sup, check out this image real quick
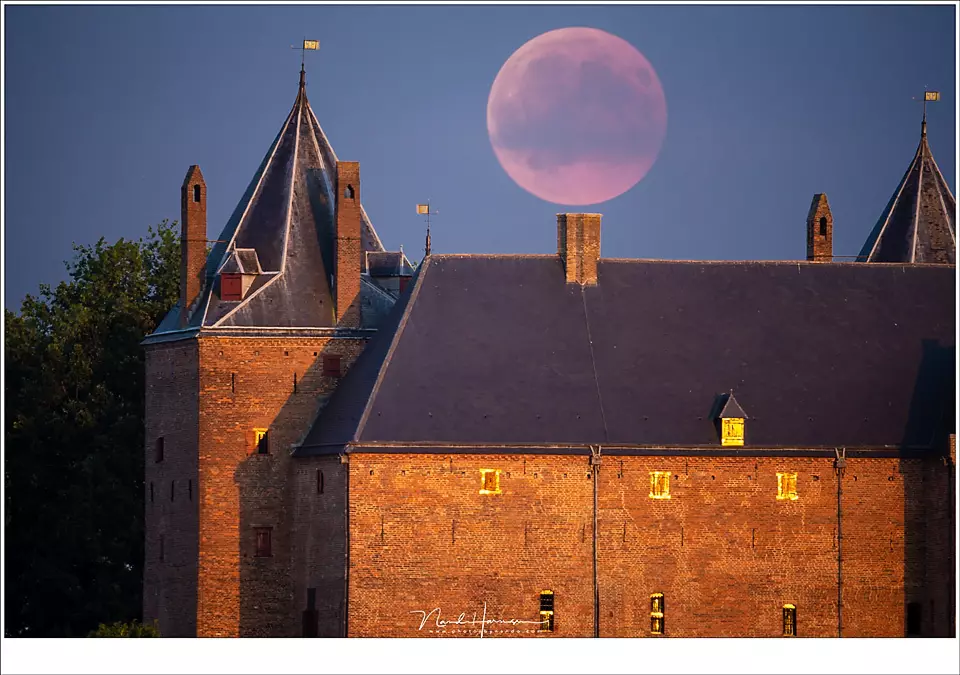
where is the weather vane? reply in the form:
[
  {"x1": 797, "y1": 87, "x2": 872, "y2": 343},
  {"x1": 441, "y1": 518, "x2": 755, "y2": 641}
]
[
  {"x1": 912, "y1": 87, "x2": 940, "y2": 131},
  {"x1": 290, "y1": 38, "x2": 319, "y2": 73},
  {"x1": 416, "y1": 201, "x2": 437, "y2": 257}
]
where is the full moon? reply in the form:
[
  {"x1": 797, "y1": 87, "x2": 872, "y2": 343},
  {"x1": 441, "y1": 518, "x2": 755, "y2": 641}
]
[{"x1": 487, "y1": 27, "x2": 667, "y2": 206}]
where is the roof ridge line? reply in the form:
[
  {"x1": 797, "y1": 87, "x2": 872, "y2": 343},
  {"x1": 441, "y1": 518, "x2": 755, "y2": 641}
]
[
  {"x1": 277, "y1": 93, "x2": 305, "y2": 275},
  {"x1": 910, "y1": 147, "x2": 924, "y2": 262},
  {"x1": 353, "y1": 257, "x2": 433, "y2": 442}
]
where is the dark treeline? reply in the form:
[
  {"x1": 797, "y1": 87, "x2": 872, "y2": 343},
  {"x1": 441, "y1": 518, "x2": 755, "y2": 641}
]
[{"x1": 4, "y1": 221, "x2": 179, "y2": 636}]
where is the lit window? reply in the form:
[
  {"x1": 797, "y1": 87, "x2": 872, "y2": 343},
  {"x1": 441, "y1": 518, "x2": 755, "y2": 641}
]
[
  {"x1": 479, "y1": 469, "x2": 501, "y2": 495},
  {"x1": 538, "y1": 591, "x2": 554, "y2": 632},
  {"x1": 783, "y1": 604, "x2": 796, "y2": 636},
  {"x1": 254, "y1": 428, "x2": 269, "y2": 455},
  {"x1": 255, "y1": 527, "x2": 272, "y2": 557},
  {"x1": 649, "y1": 472, "x2": 671, "y2": 499},
  {"x1": 721, "y1": 417, "x2": 744, "y2": 446},
  {"x1": 777, "y1": 472, "x2": 798, "y2": 500},
  {"x1": 651, "y1": 593, "x2": 664, "y2": 634}
]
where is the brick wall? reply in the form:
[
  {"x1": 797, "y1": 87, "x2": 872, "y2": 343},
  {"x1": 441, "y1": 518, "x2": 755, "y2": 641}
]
[
  {"x1": 346, "y1": 454, "x2": 595, "y2": 637},
  {"x1": 194, "y1": 335, "x2": 366, "y2": 637},
  {"x1": 600, "y1": 456, "x2": 839, "y2": 637},
  {"x1": 291, "y1": 456, "x2": 348, "y2": 637},
  {"x1": 343, "y1": 451, "x2": 953, "y2": 638},
  {"x1": 144, "y1": 340, "x2": 199, "y2": 637}
]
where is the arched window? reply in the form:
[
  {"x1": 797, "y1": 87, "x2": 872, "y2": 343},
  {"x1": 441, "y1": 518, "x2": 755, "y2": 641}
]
[
  {"x1": 344, "y1": 185, "x2": 355, "y2": 199},
  {"x1": 819, "y1": 216, "x2": 827, "y2": 237},
  {"x1": 193, "y1": 184, "x2": 201, "y2": 203}
]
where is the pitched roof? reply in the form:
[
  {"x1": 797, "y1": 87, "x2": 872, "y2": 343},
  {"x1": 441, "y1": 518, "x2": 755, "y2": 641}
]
[
  {"x1": 858, "y1": 120, "x2": 956, "y2": 264},
  {"x1": 718, "y1": 393, "x2": 748, "y2": 420},
  {"x1": 366, "y1": 251, "x2": 415, "y2": 277},
  {"x1": 178, "y1": 69, "x2": 386, "y2": 330},
  {"x1": 298, "y1": 256, "x2": 955, "y2": 454}
]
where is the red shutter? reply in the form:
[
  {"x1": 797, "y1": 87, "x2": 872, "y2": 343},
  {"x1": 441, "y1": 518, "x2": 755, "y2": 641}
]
[{"x1": 221, "y1": 273, "x2": 243, "y2": 301}]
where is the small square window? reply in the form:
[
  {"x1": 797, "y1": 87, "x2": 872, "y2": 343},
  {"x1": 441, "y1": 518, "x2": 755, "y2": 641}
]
[
  {"x1": 155, "y1": 437, "x2": 164, "y2": 463},
  {"x1": 538, "y1": 591, "x2": 554, "y2": 632},
  {"x1": 783, "y1": 604, "x2": 796, "y2": 636},
  {"x1": 650, "y1": 593, "x2": 664, "y2": 634},
  {"x1": 479, "y1": 469, "x2": 501, "y2": 495},
  {"x1": 221, "y1": 273, "x2": 243, "y2": 301},
  {"x1": 255, "y1": 527, "x2": 272, "y2": 557},
  {"x1": 254, "y1": 428, "x2": 269, "y2": 455},
  {"x1": 322, "y1": 354, "x2": 342, "y2": 377},
  {"x1": 777, "y1": 472, "x2": 798, "y2": 500},
  {"x1": 649, "y1": 471, "x2": 671, "y2": 499}
]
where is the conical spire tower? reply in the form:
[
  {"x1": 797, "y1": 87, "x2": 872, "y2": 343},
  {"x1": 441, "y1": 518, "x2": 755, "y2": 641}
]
[{"x1": 858, "y1": 116, "x2": 956, "y2": 264}]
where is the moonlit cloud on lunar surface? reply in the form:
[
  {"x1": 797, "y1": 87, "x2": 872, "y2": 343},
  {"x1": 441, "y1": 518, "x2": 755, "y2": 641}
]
[{"x1": 487, "y1": 27, "x2": 668, "y2": 206}]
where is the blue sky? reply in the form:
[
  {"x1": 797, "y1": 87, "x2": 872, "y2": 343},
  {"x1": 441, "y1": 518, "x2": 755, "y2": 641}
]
[{"x1": 3, "y1": 4, "x2": 956, "y2": 308}]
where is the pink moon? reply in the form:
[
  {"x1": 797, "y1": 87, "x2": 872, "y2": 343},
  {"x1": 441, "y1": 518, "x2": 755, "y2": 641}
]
[{"x1": 487, "y1": 27, "x2": 668, "y2": 206}]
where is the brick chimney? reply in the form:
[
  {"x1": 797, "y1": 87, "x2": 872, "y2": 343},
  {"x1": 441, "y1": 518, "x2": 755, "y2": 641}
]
[
  {"x1": 180, "y1": 165, "x2": 207, "y2": 327},
  {"x1": 557, "y1": 213, "x2": 601, "y2": 285},
  {"x1": 335, "y1": 161, "x2": 362, "y2": 327},
  {"x1": 806, "y1": 194, "x2": 833, "y2": 262}
]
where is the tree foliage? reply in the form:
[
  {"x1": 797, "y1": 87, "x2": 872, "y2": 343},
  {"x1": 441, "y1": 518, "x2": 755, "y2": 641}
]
[
  {"x1": 4, "y1": 221, "x2": 180, "y2": 637},
  {"x1": 88, "y1": 619, "x2": 160, "y2": 637}
]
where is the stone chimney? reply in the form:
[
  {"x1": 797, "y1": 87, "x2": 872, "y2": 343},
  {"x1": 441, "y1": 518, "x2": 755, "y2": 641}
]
[
  {"x1": 335, "y1": 161, "x2": 362, "y2": 327},
  {"x1": 180, "y1": 165, "x2": 207, "y2": 327},
  {"x1": 806, "y1": 194, "x2": 833, "y2": 262},
  {"x1": 557, "y1": 213, "x2": 601, "y2": 285}
]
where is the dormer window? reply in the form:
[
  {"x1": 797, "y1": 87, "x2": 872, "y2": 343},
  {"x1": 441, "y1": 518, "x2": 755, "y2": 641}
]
[{"x1": 715, "y1": 392, "x2": 747, "y2": 447}]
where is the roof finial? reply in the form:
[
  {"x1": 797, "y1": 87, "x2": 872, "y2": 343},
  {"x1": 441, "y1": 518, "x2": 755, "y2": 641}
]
[
  {"x1": 416, "y1": 202, "x2": 435, "y2": 257},
  {"x1": 917, "y1": 88, "x2": 940, "y2": 139},
  {"x1": 292, "y1": 39, "x2": 319, "y2": 94}
]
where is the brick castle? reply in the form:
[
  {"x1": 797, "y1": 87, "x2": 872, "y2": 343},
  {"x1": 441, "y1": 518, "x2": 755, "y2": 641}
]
[{"x1": 143, "y1": 65, "x2": 956, "y2": 637}]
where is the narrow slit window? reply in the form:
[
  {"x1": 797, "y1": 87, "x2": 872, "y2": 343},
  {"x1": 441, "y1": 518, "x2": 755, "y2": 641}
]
[
  {"x1": 170, "y1": 480, "x2": 175, "y2": 502},
  {"x1": 231, "y1": 372, "x2": 236, "y2": 393},
  {"x1": 906, "y1": 602, "x2": 922, "y2": 636},
  {"x1": 317, "y1": 469, "x2": 324, "y2": 494},
  {"x1": 322, "y1": 355, "x2": 342, "y2": 378},
  {"x1": 651, "y1": 593, "x2": 664, "y2": 634},
  {"x1": 649, "y1": 471, "x2": 671, "y2": 499},
  {"x1": 255, "y1": 527, "x2": 272, "y2": 557},
  {"x1": 777, "y1": 472, "x2": 798, "y2": 500},
  {"x1": 538, "y1": 591, "x2": 554, "y2": 632},
  {"x1": 254, "y1": 428, "x2": 269, "y2": 455},
  {"x1": 155, "y1": 437, "x2": 164, "y2": 463},
  {"x1": 193, "y1": 184, "x2": 201, "y2": 203},
  {"x1": 150, "y1": 482, "x2": 154, "y2": 503},
  {"x1": 479, "y1": 469, "x2": 501, "y2": 495},
  {"x1": 783, "y1": 604, "x2": 797, "y2": 636},
  {"x1": 188, "y1": 479, "x2": 193, "y2": 501}
]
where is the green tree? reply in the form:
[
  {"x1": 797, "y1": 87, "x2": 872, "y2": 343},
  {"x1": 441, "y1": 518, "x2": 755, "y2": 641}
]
[
  {"x1": 4, "y1": 220, "x2": 180, "y2": 637},
  {"x1": 88, "y1": 619, "x2": 160, "y2": 637}
]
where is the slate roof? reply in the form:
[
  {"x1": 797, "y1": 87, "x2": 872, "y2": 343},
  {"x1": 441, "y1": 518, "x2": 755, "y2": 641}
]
[
  {"x1": 366, "y1": 251, "x2": 415, "y2": 277},
  {"x1": 154, "y1": 69, "x2": 388, "y2": 333},
  {"x1": 859, "y1": 120, "x2": 956, "y2": 264},
  {"x1": 297, "y1": 255, "x2": 955, "y2": 455}
]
